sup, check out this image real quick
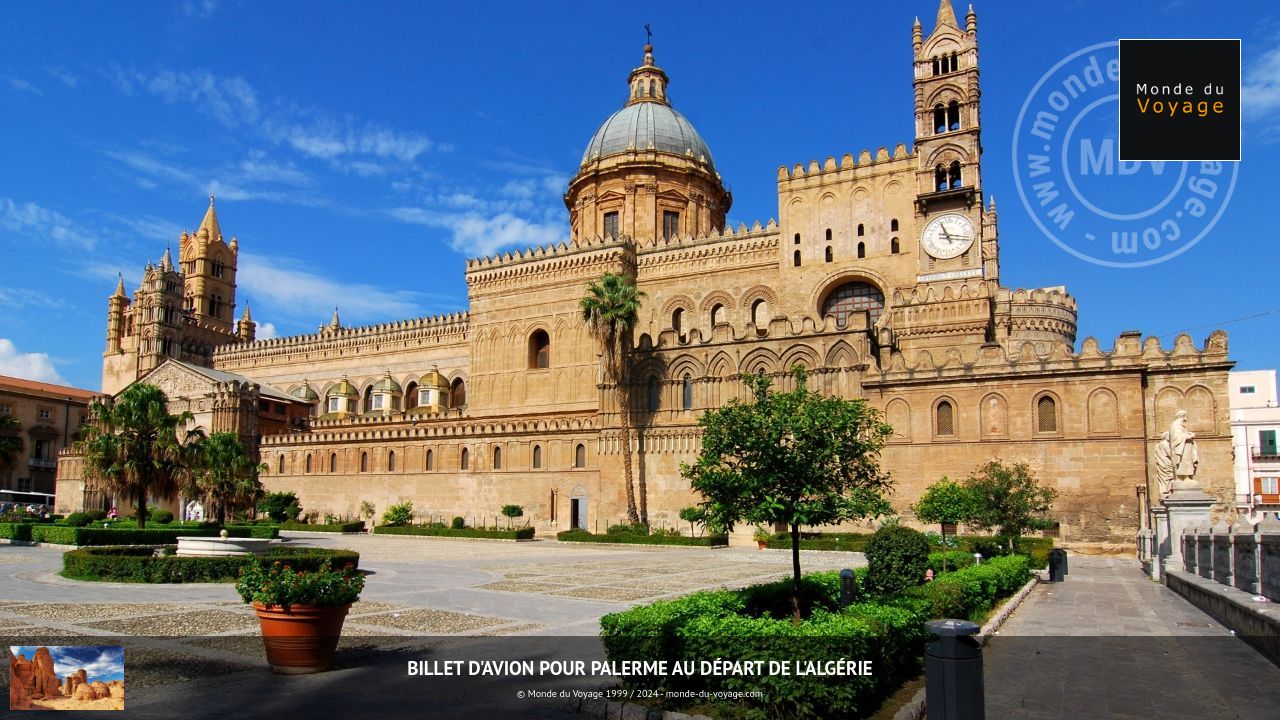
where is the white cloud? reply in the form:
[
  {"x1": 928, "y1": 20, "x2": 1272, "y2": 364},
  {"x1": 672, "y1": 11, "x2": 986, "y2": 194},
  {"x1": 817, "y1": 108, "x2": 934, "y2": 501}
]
[
  {"x1": 110, "y1": 214, "x2": 183, "y2": 244},
  {"x1": 0, "y1": 197, "x2": 94, "y2": 250},
  {"x1": 0, "y1": 338, "x2": 66, "y2": 384},
  {"x1": 255, "y1": 321, "x2": 278, "y2": 340},
  {"x1": 237, "y1": 252, "x2": 425, "y2": 325},
  {"x1": 7, "y1": 77, "x2": 43, "y2": 96},
  {"x1": 0, "y1": 287, "x2": 64, "y2": 311},
  {"x1": 182, "y1": 0, "x2": 218, "y2": 19},
  {"x1": 263, "y1": 116, "x2": 434, "y2": 164},
  {"x1": 107, "y1": 66, "x2": 258, "y2": 127},
  {"x1": 1244, "y1": 39, "x2": 1280, "y2": 122},
  {"x1": 388, "y1": 207, "x2": 565, "y2": 257},
  {"x1": 102, "y1": 149, "x2": 323, "y2": 206},
  {"x1": 49, "y1": 648, "x2": 124, "y2": 683},
  {"x1": 45, "y1": 66, "x2": 77, "y2": 88}
]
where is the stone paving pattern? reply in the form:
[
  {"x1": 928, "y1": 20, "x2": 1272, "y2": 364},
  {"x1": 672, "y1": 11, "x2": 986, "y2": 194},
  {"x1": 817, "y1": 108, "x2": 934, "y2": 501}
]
[{"x1": 986, "y1": 557, "x2": 1280, "y2": 720}]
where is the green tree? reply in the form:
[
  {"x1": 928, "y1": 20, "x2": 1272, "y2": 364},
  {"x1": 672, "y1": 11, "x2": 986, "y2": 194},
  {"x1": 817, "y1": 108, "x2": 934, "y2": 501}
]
[
  {"x1": 963, "y1": 460, "x2": 1058, "y2": 552},
  {"x1": 258, "y1": 491, "x2": 301, "y2": 523},
  {"x1": 679, "y1": 506, "x2": 705, "y2": 537},
  {"x1": 192, "y1": 432, "x2": 265, "y2": 526},
  {"x1": 912, "y1": 477, "x2": 978, "y2": 573},
  {"x1": 0, "y1": 414, "x2": 23, "y2": 470},
  {"x1": 581, "y1": 271, "x2": 647, "y2": 525},
  {"x1": 501, "y1": 504, "x2": 524, "y2": 529},
  {"x1": 79, "y1": 383, "x2": 202, "y2": 529},
  {"x1": 683, "y1": 368, "x2": 894, "y2": 622}
]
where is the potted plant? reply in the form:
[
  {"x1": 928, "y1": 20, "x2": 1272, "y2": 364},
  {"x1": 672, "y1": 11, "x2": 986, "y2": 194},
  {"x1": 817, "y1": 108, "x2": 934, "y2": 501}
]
[
  {"x1": 236, "y1": 555, "x2": 365, "y2": 674},
  {"x1": 753, "y1": 526, "x2": 772, "y2": 550}
]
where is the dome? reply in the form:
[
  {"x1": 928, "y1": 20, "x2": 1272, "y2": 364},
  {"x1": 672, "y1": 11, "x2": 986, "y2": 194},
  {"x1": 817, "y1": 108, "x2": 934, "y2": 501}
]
[
  {"x1": 581, "y1": 102, "x2": 716, "y2": 174},
  {"x1": 373, "y1": 373, "x2": 402, "y2": 394},
  {"x1": 419, "y1": 366, "x2": 449, "y2": 389},
  {"x1": 292, "y1": 383, "x2": 319, "y2": 402},
  {"x1": 329, "y1": 378, "x2": 357, "y2": 397}
]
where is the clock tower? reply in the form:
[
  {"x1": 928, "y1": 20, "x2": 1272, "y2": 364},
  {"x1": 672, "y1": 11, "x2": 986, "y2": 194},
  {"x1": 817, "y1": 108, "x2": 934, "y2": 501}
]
[{"x1": 911, "y1": 1, "x2": 997, "y2": 284}]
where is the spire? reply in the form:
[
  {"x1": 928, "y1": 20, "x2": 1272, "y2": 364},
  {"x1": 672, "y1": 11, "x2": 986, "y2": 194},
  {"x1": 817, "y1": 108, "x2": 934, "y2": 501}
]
[
  {"x1": 241, "y1": 304, "x2": 253, "y2": 323},
  {"x1": 329, "y1": 307, "x2": 341, "y2": 329},
  {"x1": 936, "y1": 0, "x2": 958, "y2": 29},
  {"x1": 112, "y1": 273, "x2": 126, "y2": 298},
  {"x1": 197, "y1": 193, "x2": 221, "y2": 241},
  {"x1": 160, "y1": 246, "x2": 173, "y2": 272},
  {"x1": 913, "y1": 16, "x2": 923, "y2": 49},
  {"x1": 626, "y1": 31, "x2": 670, "y2": 107},
  {"x1": 228, "y1": 235, "x2": 239, "y2": 253},
  {"x1": 966, "y1": 4, "x2": 977, "y2": 34}
]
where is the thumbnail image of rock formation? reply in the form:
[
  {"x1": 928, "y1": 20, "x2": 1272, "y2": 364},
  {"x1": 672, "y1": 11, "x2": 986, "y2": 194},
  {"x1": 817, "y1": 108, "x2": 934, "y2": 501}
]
[{"x1": 8, "y1": 646, "x2": 124, "y2": 711}]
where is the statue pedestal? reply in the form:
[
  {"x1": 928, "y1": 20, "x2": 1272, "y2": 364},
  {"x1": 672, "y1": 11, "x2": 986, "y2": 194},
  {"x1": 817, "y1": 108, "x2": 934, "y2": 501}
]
[{"x1": 1152, "y1": 484, "x2": 1214, "y2": 581}]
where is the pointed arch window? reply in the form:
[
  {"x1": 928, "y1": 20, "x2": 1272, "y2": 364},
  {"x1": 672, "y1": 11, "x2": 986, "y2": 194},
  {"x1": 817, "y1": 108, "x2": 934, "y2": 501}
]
[
  {"x1": 460, "y1": 447, "x2": 470, "y2": 470},
  {"x1": 360, "y1": 452, "x2": 368, "y2": 473},
  {"x1": 947, "y1": 101, "x2": 961, "y2": 131},
  {"x1": 948, "y1": 161, "x2": 963, "y2": 189},
  {"x1": 362, "y1": 386, "x2": 373, "y2": 413},
  {"x1": 857, "y1": 242, "x2": 866, "y2": 259},
  {"x1": 574, "y1": 443, "x2": 586, "y2": 468},
  {"x1": 1036, "y1": 395, "x2": 1059, "y2": 433},
  {"x1": 936, "y1": 401, "x2": 955, "y2": 436},
  {"x1": 532, "y1": 445, "x2": 542, "y2": 469},
  {"x1": 425, "y1": 448, "x2": 434, "y2": 471},
  {"x1": 305, "y1": 454, "x2": 312, "y2": 473},
  {"x1": 405, "y1": 382, "x2": 419, "y2": 410},
  {"x1": 932, "y1": 57, "x2": 940, "y2": 76},
  {"x1": 934, "y1": 104, "x2": 946, "y2": 134},
  {"x1": 793, "y1": 250, "x2": 801, "y2": 267},
  {"x1": 821, "y1": 281, "x2": 884, "y2": 328},
  {"x1": 682, "y1": 374, "x2": 693, "y2": 410},
  {"x1": 891, "y1": 218, "x2": 899, "y2": 232},
  {"x1": 935, "y1": 165, "x2": 948, "y2": 191},
  {"x1": 825, "y1": 246, "x2": 834, "y2": 262},
  {"x1": 277, "y1": 455, "x2": 285, "y2": 474},
  {"x1": 529, "y1": 329, "x2": 550, "y2": 369},
  {"x1": 451, "y1": 378, "x2": 466, "y2": 407},
  {"x1": 825, "y1": 228, "x2": 832, "y2": 241},
  {"x1": 493, "y1": 446, "x2": 502, "y2": 470},
  {"x1": 891, "y1": 237, "x2": 900, "y2": 254},
  {"x1": 329, "y1": 453, "x2": 337, "y2": 473},
  {"x1": 388, "y1": 451, "x2": 396, "y2": 472}
]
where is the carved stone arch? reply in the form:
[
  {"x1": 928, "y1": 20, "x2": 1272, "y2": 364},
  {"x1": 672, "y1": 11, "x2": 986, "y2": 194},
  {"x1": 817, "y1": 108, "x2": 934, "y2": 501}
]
[
  {"x1": 809, "y1": 268, "x2": 892, "y2": 324},
  {"x1": 667, "y1": 354, "x2": 705, "y2": 379},
  {"x1": 739, "y1": 285, "x2": 778, "y2": 312},
  {"x1": 818, "y1": 191, "x2": 837, "y2": 207},
  {"x1": 780, "y1": 344, "x2": 820, "y2": 372},
  {"x1": 932, "y1": 395, "x2": 959, "y2": 438},
  {"x1": 882, "y1": 179, "x2": 903, "y2": 197},
  {"x1": 1184, "y1": 385, "x2": 1216, "y2": 435},
  {"x1": 980, "y1": 392, "x2": 1008, "y2": 438},
  {"x1": 740, "y1": 347, "x2": 780, "y2": 376},
  {"x1": 924, "y1": 85, "x2": 967, "y2": 108},
  {"x1": 699, "y1": 290, "x2": 736, "y2": 313},
  {"x1": 851, "y1": 186, "x2": 870, "y2": 202},
  {"x1": 924, "y1": 143, "x2": 970, "y2": 169},
  {"x1": 707, "y1": 351, "x2": 735, "y2": 378},
  {"x1": 1032, "y1": 390, "x2": 1063, "y2": 434},
  {"x1": 824, "y1": 340, "x2": 858, "y2": 368},
  {"x1": 661, "y1": 295, "x2": 696, "y2": 332},
  {"x1": 1087, "y1": 387, "x2": 1119, "y2": 436},
  {"x1": 885, "y1": 398, "x2": 911, "y2": 442},
  {"x1": 922, "y1": 31, "x2": 963, "y2": 56},
  {"x1": 1154, "y1": 386, "x2": 1184, "y2": 437}
]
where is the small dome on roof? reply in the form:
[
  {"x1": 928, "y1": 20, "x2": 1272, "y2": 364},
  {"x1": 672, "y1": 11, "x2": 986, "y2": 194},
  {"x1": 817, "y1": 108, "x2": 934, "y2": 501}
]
[
  {"x1": 329, "y1": 378, "x2": 357, "y2": 397},
  {"x1": 373, "y1": 373, "x2": 402, "y2": 394},
  {"x1": 419, "y1": 365, "x2": 449, "y2": 389},
  {"x1": 292, "y1": 382, "x2": 319, "y2": 402}
]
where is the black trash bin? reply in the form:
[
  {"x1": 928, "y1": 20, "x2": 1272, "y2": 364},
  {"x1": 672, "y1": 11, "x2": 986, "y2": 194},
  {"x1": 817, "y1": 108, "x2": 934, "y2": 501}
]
[
  {"x1": 1048, "y1": 548, "x2": 1068, "y2": 582},
  {"x1": 924, "y1": 619, "x2": 984, "y2": 720}
]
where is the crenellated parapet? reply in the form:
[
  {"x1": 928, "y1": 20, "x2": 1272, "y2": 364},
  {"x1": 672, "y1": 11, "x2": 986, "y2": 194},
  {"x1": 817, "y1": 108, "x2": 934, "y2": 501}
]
[
  {"x1": 776, "y1": 144, "x2": 914, "y2": 185},
  {"x1": 464, "y1": 235, "x2": 630, "y2": 294},
  {"x1": 636, "y1": 222, "x2": 779, "y2": 276},
  {"x1": 870, "y1": 329, "x2": 1230, "y2": 385},
  {"x1": 212, "y1": 311, "x2": 470, "y2": 368}
]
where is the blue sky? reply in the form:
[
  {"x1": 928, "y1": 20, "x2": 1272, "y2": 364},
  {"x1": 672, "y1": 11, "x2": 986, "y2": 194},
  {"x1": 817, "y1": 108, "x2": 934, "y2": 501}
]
[
  {"x1": 0, "y1": 0, "x2": 1276, "y2": 391},
  {"x1": 10, "y1": 645, "x2": 125, "y2": 684}
]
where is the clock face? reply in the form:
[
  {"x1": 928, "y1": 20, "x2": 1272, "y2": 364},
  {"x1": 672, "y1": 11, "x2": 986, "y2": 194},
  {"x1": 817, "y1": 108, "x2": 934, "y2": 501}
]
[{"x1": 920, "y1": 213, "x2": 975, "y2": 259}]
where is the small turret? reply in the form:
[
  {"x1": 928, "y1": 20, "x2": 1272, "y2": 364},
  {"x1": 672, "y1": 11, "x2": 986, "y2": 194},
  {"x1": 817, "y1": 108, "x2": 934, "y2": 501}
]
[
  {"x1": 236, "y1": 304, "x2": 256, "y2": 342},
  {"x1": 966, "y1": 4, "x2": 977, "y2": 35},
  {"x1": 913, "y1": 17, "x2": 923, "y2": 51}
]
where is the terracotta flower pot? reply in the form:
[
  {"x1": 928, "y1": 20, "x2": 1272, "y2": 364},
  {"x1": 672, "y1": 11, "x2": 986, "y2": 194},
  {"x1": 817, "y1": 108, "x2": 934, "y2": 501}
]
[
  {"x1": 757, "y1": 540, "x2": 768, "y2": 550},
  {"x1": 252, "y1": 602, "x2": 351, "y2": 674}
]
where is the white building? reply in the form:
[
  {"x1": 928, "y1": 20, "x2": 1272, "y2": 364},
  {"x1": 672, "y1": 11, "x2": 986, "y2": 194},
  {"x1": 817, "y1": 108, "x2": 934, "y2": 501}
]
[{"x1": 1229, "y1": 370, "x2": 1280, "y2": 519}]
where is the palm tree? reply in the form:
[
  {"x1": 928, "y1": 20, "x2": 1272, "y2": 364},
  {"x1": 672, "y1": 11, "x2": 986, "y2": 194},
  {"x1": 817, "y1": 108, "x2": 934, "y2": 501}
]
[
  {"x1": 192, "y1": 432, "x2": 265, "y2": 525},
  {"x1": 79, "y1": 383, "x2": 202, "y2": 529},
  {"x1": 581, "y1": 272, "x2": 647, "y2": 526},
  {"x1": 0, "y1": 414, "x2": 22, "y2": 472}
]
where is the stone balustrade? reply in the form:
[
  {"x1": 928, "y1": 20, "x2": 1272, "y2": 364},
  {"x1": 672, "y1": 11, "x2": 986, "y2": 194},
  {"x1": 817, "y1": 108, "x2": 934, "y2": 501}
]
[{"x1": 1179, "y1": 516, "x2": 1280, "y2": 600}]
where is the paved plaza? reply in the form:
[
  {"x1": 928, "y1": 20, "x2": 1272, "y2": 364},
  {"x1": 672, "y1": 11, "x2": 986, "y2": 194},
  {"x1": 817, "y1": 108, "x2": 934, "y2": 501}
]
[{"x1": 4, "y1": 539, "x2": 1279, "y2": 718}]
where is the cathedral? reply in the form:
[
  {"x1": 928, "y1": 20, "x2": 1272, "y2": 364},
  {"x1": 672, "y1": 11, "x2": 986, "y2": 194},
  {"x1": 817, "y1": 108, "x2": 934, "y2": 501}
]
[{"x1": 62, "y1": 1, "x2": 1233, "y2": 546}]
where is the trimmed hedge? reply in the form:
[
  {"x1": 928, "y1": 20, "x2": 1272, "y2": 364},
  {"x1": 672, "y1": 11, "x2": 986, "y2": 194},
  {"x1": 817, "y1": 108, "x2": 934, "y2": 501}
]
[
  {"x1": 556, "y1": 529, "x2": 728, "y2": 547},
  {"x1": 600, "y1": 557, "x2": 1029, "y2": 719},
  {"x1": 281, "y1": 520, "x2": 366, "y2": 533},
  {"x1": 375, "y1": 524, "x2": 535, "y2": 540},
  {"x1": 926, "y1": 551, "x2": 977, "y2": 574},
  {"x1": 763, "y1": 531, "x2": 872, "y2": 552},
  {"x1": 0, "y1": 523, "x2": 33, "y2": 541},
  {"x1": 765, "y1": 532, "x2": 1054, "y2": 569},
  {"x1": 2, "y1": 524, "x2": 279, "y2": 546},
  {"x1": 908, "y1": 555, "x2": 1030, "y2": 621},
  {"x1": 62, "y1": 545, "x2": 360, "y2": 583}
]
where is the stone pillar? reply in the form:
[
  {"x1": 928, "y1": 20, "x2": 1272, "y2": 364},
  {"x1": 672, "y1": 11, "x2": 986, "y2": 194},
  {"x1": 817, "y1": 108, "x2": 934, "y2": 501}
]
[
  {"x1": 1259, "y1": 514, "x2": 1280, "y2": 602},
  {"x1": 1154, "y1": 482, "x2": 1214, "y2": 581},
  {"x1": 1231, "y1": 518, "x2": 1259, "y2": 594}
]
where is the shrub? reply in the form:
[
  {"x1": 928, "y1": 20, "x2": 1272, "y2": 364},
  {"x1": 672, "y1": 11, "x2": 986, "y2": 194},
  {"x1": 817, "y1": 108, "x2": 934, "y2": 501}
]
[
  {"x1": 450, "y1": 516, "x2": 465, "y2": 529},
  {"x1": 64, "y1": 513, "x2": 93, "y2": 528},
  {"x1": 85, "y1": 509, "x2": 108, "y2": 521},
  {"x1": 151, "y1": 510, "x2": 174, "y2": 524},
  {"x1": 865, "y1": 525, "x2": 930, "y2": 596},
  {"x1": 969, "y1": 537, "x2": 1007, "y2": 559},
  {"x1": 280, "y1": 520, "x2": 365, "y2": 533},
  {"x1": 0, "y1": 523, "x2": 33, "y2": 541},
  {"x1": 926, "y1": 551, "x2": 976, "y2": 574},
  {"x1": 359, "y1": 501, "x2": 376, "y2": 520},
  {"x1": 555, "y1": 529, "x2": 727, "y2": 547},
  {"x1": 257, "y1": 491, "x2": 301, "y2": 523},
  {"x1": 607, "y1": 522, "x2": 649, "y2": 535},
  {"x1": 31, "y1": 524, "x2": 279, "y2": 546},
  {"x1": 62, "y1": 546, "x2": 360, "y2": 583},
  {"x1": 762, "y1": 531, "x2": 872, "y2": 552},
  {"x1": 382, "y1": 501, "x2": 414, "y2": 527},
  {"x1": 235, "y1": 554, "x2": 363, "y2": 609},
  {"x1": 500, "y1": 504, "x2": 523, "y2": 519},
  {"x1": 374, "y1": 524, "x2": 534, "y2": 540},
  {"x1": 912, "y1": 555, "x2": 1029, "y2": 621}
]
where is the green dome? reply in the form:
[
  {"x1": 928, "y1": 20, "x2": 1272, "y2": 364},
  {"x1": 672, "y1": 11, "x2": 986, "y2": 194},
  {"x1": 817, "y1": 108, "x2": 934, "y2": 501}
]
[
  {"x1": 373, "y1": 374, "x2": 402, "y2": 394},
  {"x1": 292, "y1": 384, "x2": 319, "y2": 402},
  {"x1": 329, "y1": 378, "x2": 357, "y2": 397}
]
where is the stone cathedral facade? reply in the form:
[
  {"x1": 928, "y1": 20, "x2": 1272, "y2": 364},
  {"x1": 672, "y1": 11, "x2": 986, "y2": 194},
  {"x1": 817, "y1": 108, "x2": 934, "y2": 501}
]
[{"x1": 69, "y1": 1, "x2": 1233, "y2": 546}]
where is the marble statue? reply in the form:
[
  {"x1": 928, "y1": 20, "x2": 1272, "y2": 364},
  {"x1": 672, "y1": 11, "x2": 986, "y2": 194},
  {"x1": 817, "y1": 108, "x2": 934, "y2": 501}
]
[
  {"x1": 1154, "y1": 431, "x2": 1174, "y2": 498},
  {"x1": 1169, "y1": 410, "x2": 1199, "y2": 484}
]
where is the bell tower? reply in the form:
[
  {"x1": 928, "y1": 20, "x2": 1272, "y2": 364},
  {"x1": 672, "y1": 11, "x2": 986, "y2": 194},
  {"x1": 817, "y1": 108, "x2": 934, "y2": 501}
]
[
  {"x1": 180, "y1": 195, "x2": 238, "y2": 333},
  {"x1": 911, "y1": 2, "x2": 994, "y2": 281}
]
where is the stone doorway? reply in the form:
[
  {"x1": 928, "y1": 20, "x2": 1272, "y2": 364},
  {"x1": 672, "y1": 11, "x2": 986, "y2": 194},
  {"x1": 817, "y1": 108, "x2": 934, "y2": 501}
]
[{"x1": 570, "y1": 486, "x2": 588, "y2": 530}]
